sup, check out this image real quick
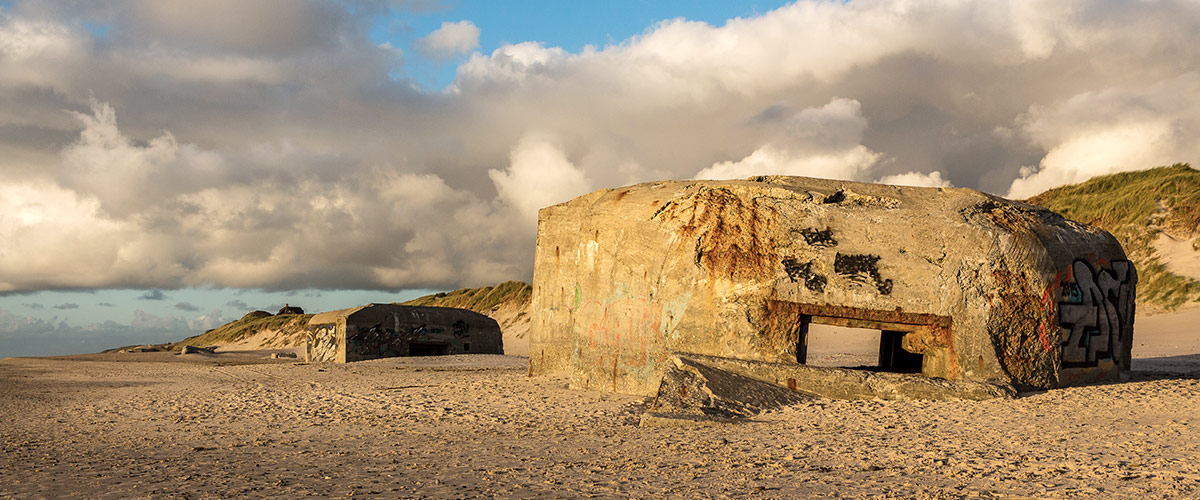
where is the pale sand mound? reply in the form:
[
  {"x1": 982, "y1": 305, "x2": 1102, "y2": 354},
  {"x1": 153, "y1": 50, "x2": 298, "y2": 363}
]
[
  {"x1": 1154, "y1": 231, "x2": 1200, "y2": 281},
  {"x1": 2, "y1": 309, "x2": 1198, "y2": 498},
  {"x1": 487, "y1": 298, "x2": 530, "y2": 357},
  {"x1": 220, "y1": 328, "x2": 305, "y2": 353}
]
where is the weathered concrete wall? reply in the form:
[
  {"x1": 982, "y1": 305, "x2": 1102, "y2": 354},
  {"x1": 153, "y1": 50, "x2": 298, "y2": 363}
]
[
  {"x1": 307, "y1": 304, "x2": 503, "y2": 362},
  {"x1": 529, "y1": 176, "x2": 1135, "y2": 396}
]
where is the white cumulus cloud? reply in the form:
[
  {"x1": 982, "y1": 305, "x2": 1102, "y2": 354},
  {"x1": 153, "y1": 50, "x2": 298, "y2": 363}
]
[
  {"x1": 1007, "y1": 73, "x2": 1200, "y2": 199},
  {"x1": 695, "y1": 145, "x2": 882, "y2": 182},
  {"x1": 878, "y1": 171, "x2": 952, "y2": 188},
  {"x1": 694, "y1": 98, "x2": 883, "y2": 181},
  {"x1": 418, "y1": 20, "x2": 480, "y2": 59},
  {"x1": 489, "y1": 134, "x2": 593, "y2": 225},
  {"x1": 59, "y1": 99, "x2": 231, "y2": 217}
]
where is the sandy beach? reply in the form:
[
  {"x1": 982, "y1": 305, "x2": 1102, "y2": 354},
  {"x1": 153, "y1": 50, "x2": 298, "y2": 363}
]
[{"x1": 2, "y1": 309, "x2": 1199, "y2": 499}]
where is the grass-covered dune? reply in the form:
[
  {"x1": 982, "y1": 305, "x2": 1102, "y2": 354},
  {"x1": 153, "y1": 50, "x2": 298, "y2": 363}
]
[
  {"x1": 399, "y1": 280, "x2": 530, "y2": 313},
  {"x1": 167, "y1": 281, "x2": 533, "y2": 351},
  {"x1": 1026, "y1": 163, "x2": 1200, "y2": 310},
  {"x1": 172, "y1": 311, "x2": 313, "y2": 350},
  {"x1": 399, "y1": 280, "x2": 532, "y2": 341}
]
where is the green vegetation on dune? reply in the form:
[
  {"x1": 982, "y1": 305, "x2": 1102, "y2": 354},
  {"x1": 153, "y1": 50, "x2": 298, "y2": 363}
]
[
  {"x1": 1027, "y1": 164, "x2": 1200, "y2": 232},
  {"x1": 400, "y1": 280, "x2": 534, "y2": 338},
  {"x1": 399, "y1": 280, "x2": 532, "y2": 313},
  {"x1": 173, "y1": 311, "x2": 313, "y2": 350},
  {"x1": 1137, "y1": 262, "x2": 1200, "y2": 310},
  {"x1": 1026, "y1": 163, "x2": 1200, "y2": 310}
]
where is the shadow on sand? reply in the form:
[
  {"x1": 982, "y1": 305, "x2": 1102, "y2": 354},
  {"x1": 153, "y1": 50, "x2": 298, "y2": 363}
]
[{"x1": 1130, "y1": 353, "x2": 1200, "y2": 380}]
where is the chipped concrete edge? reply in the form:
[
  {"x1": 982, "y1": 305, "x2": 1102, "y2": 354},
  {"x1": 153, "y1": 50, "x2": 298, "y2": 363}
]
[{"x1": 675, "y1": 352, "x2": 1017, "y2": 401}]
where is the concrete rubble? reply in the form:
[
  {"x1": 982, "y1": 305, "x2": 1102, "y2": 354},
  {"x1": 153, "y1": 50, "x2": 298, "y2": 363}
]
[
  {"x1": 642, "y1": 352, "x2": 1016, "y2": 426},
  {"x1": 641, "y1": 353, "x2": 813, "y2": 427},
  {"x1": 179, "y1": 345, "x2": 216, "y2": 355}
]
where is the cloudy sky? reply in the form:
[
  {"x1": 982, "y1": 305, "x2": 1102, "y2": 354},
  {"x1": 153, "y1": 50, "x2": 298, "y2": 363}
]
[{"x1": 2, "y1": 0, "x2": 1198, "y2": 356}]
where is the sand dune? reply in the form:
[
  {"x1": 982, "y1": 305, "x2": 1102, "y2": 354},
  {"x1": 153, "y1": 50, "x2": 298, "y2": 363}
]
[
  {"x1": 2, "y1": 308, "x2": 1198, "y2": 498},
  {"x1": 1154, "y1": 231, "x2": 1200, "y2": 282}
]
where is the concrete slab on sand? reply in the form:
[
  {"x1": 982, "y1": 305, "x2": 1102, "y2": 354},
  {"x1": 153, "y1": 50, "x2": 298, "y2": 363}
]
[{"x1": 643, "y1": 352, "x2": 1017, "y2": 426}]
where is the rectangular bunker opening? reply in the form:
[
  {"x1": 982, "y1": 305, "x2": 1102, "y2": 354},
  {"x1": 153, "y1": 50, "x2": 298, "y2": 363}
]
[
  {"x1": 764, "y1": 301, "x2": 955, "y2": 379},
  {"x1": 408, "y1": 342, "x2": 451, "y2": 356},
  {"x1": 804, "y1": 323, "x2": 923, "y2": 373},
  {"x1": 806, "y1": 321, "x2": 926, "y2": 371}
]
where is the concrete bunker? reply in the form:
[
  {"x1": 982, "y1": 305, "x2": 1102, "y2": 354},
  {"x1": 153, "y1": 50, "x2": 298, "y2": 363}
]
[
  {"x1": 306, "y1": 304, "x2": 503, "y2": 363},
  {"x1": 529, "y1": 175, "x2": 1136, "y2": 401}
]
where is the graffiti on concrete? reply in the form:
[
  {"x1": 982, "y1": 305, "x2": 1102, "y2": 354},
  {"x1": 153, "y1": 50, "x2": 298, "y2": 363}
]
[
  {"x1": 571, "y1": 291, "x2": 695, "y2": 392},
  {"x1": 403, "y1": 324, "x2": 428, "y2": 341},
  {"x1": 779, "y1": 229, "x2": 892, "y2": 296},
  {"x1": 782, "y1": 258, "x2": 827, "y2": 292},
  {"x1": 351, "y1": 323, "x2": 404, "y2": 356},
  {"x1": 834, "y1": 253, "x2": 893, "y2": 295},
  {"x1": 578, "y1": 298, "x2": 664, "y2": 369},
  {"x1": 798, "y1": 227, "x2": 838, "y2": 248},
  {"x1": 452, "y1": 319, "x2": 469, "y2": 338},
  {"x1": 346, "y1": 322, "x2": 463, "y2": 356},
  {"x1": 306, "y1": 325, "x2": 339, "y2": 362},
  {"x1": 1058, "y1": 259, "x2": 1137, "y2": 366}
]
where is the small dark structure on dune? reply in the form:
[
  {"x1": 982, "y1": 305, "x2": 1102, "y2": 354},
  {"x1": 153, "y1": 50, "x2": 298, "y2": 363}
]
[
  {"x1": 277, "y1": 304, "x2": 305, "y2": 315},
  {"x1": 306, "y1": 304, "x2": 503, "y2": 363}
]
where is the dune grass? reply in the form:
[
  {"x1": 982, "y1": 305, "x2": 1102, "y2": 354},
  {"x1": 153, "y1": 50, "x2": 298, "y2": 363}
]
[
  {"x1": 1027, "y1": 164, "x2": 1200, "y2": 236},
  {"x1": 1026, "y1": 163, "x2": 1200, "y2": 310},
  {"x1": 173, "y1": 311, "x2": 313, "y2": 349},
  {"x1": 399, "y1": 280, "x2": 532, "y2": 313}
]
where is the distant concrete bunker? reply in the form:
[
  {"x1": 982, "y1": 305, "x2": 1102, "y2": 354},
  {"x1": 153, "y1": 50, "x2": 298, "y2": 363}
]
[
  {"x1": 307, "y1": 304, "x2": 503, "y2": 363},
  {"x1": 529, "y1": 175, "x2": 1136, "y2": 400}
]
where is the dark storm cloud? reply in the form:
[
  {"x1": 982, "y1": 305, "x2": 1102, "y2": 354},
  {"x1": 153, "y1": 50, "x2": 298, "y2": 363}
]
[{"x1": 139, "y1": 290, "x2": 166, "y2": 301}]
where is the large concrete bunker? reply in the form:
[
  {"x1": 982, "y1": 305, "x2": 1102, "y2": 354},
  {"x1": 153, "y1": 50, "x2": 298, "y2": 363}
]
[
  {"x1": 529, "y1": 176, "x2": 1136, "y2": 398},
  {"x1": 307, "y1": 304, "x2": 503, "y2": 363}
]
